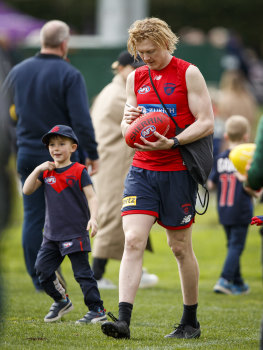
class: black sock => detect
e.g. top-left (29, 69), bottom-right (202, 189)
top-left (119, 302), bottom-right (133, 326)
top-left (92, 258), bottom-right (108, 280)
top-left (180, 303), bottom-right (198, 328)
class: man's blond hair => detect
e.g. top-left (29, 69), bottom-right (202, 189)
top-left (40, 20), bottom-right (69, 48)
top-left (127, 17), bottom-right (179, 57)
top-left (225, 115), bottom-right (250, 141)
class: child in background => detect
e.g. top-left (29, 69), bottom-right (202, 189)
top-left (23, 125), bottom-right (107, 323)
top-left (208, 115), bottom-right (258, 295)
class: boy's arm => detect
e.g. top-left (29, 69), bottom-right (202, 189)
top-left (23, 161), bottom-right (56, 195)
top-left (83, 184), bottom-right (98, 238)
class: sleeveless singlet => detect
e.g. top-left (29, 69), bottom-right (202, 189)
top-left (133, 56), bottom-right (196, 171)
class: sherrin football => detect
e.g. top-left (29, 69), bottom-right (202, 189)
top-left (125, 111), bottom-right (171, 148)
top-left (229, 143), bottom-right (256, 174)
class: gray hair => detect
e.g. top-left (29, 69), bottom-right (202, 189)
top-left (40, 20), bottom-right (69, 48)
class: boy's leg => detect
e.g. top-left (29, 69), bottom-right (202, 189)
top-left (35, 242), bottom-right (73, 322)
top-left (69, 251), bottom-right (107, 324)
top-left (215, 225), bottom-right (249, 295)
top-left (221, 225), bottom-right (248, 283)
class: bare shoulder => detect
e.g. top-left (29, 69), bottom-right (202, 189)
top-left (126, 70), bottom-right (136, 95)
top-left (127, 70), bottom-right (136, 85)
top-left (186, 64), bottom-right (207, 91)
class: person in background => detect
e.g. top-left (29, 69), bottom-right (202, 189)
top-left (217, 69), bottom-right (258, 142)
top-left (91, 50), bottom-right (158, 290)
top-left (23, 125), bottom-right (106, 324)
top-left (243, 115), bottom-right (263, 350)
top-left (208, 115), bottom-right (258, 295)
top-left (101, 17), bottom-right (214, 340)
top-left (2, 20), bottom-right (98, 291)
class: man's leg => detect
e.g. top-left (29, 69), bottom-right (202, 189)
top-left (165, 226), bottom-right (201, 339)
top-left (22, 184), bottom-right (45, 290)
top-left (101, 214), bottom-right (155, 339)
top-left (18, 153), bottom-right (47, 291)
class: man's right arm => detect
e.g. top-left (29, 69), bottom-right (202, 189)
top-left (121, 71), bottom-right (141, 137)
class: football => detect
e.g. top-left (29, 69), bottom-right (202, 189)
top-left (229, 143), bottom-right (256, 174)
top-left (125, 111), bottom-right (171, 148)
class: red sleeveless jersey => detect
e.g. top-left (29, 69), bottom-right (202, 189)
top-left (133, 56), bottom-right (195, 171)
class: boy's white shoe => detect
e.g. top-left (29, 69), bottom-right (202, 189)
top-left (97, 278), bottom-right (117, 290)
top-left (139, 268), bottom-right (159, 289)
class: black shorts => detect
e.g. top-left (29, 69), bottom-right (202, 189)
top-left (42, 234), bottom-right (91, 256)
top-left (121, 166), bottom-right (197, 229)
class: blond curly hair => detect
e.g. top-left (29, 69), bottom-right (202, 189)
top-left (127, 17), bottom-right (179, 57)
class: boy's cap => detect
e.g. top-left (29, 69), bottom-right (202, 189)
top-left (42, 125), bottom-right (79, 146)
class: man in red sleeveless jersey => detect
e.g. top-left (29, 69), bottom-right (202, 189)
top-left (101, 17), bottom-right (214, 340)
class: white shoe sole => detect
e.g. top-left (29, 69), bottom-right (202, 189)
top-left (213, 285), bottom-right (232, 295)
top-left (75, 315), bottom-right (107, 324)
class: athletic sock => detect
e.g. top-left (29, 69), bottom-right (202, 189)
top-left (180, 303), bottom-right (198, 328)
top-left (118, 302), bottom-right (133, 326)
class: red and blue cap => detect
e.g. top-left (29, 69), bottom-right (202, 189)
top-left (42, 125), bottom-right (79, 146)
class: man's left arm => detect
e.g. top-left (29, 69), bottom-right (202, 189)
top-left (176, 65), bottom-right (214, 145)
top-left (134, 65), bottom-right (214, 151)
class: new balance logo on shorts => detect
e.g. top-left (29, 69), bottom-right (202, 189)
top-left (180, 215), bottom-right (192, 224)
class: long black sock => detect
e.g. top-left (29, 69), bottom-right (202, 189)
top-left (92, 258), bottom-right (108, 280)
top-left (119, 302), bottom-right (133, 326)
top-left (180, 303), bottom-right (198, 328)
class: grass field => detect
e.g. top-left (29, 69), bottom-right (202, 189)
top-left (0, 187), bottom-right (263, 349)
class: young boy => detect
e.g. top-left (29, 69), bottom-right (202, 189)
top-left (23, 125), bottom-right (107, 323)
top-left (208, 115), bottom-right (257, 295)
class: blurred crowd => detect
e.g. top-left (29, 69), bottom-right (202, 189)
top-left (178, 25), bottom-right (262, 157)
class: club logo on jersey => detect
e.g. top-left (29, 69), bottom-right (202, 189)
top-left (138, 85), bottom-right (151, 94)
top-left (66, 175), bottom-right (77, 187)
top-left (141, 125), bottom-right (156, 138)
top-left (164, 83), bottom-right (176, 95)
top-left (63, 241), bottom-right (73, 248)
top-left (45, 176), bottom-right (56, 185)
top-left (122, 196), bottom-right (137, 208)
top-left (154, 75), bottom-right (162, 80)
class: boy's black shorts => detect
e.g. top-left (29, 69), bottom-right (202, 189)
top-left (41, 234), bottom-right (91, 256)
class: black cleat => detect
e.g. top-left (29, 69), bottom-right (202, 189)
top-left (101, 312), bottom-right (130, 339)
top-left (165, 322), bottom-right (201, 339)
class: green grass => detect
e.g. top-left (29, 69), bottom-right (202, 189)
top-left (0, 189), bottom-right (263, 349)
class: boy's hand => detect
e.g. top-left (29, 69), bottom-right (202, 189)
top-left (87, 217), bottom-right (98, 237)
top-left (37, 161), bottom-right (56, 172)
top-left (251, 216), bottom-right (263, 226)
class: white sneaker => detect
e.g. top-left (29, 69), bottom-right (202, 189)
top-left (139, 268), bottom-right (159, 289)
top-left (96, 278), bottom-right (117, 290)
